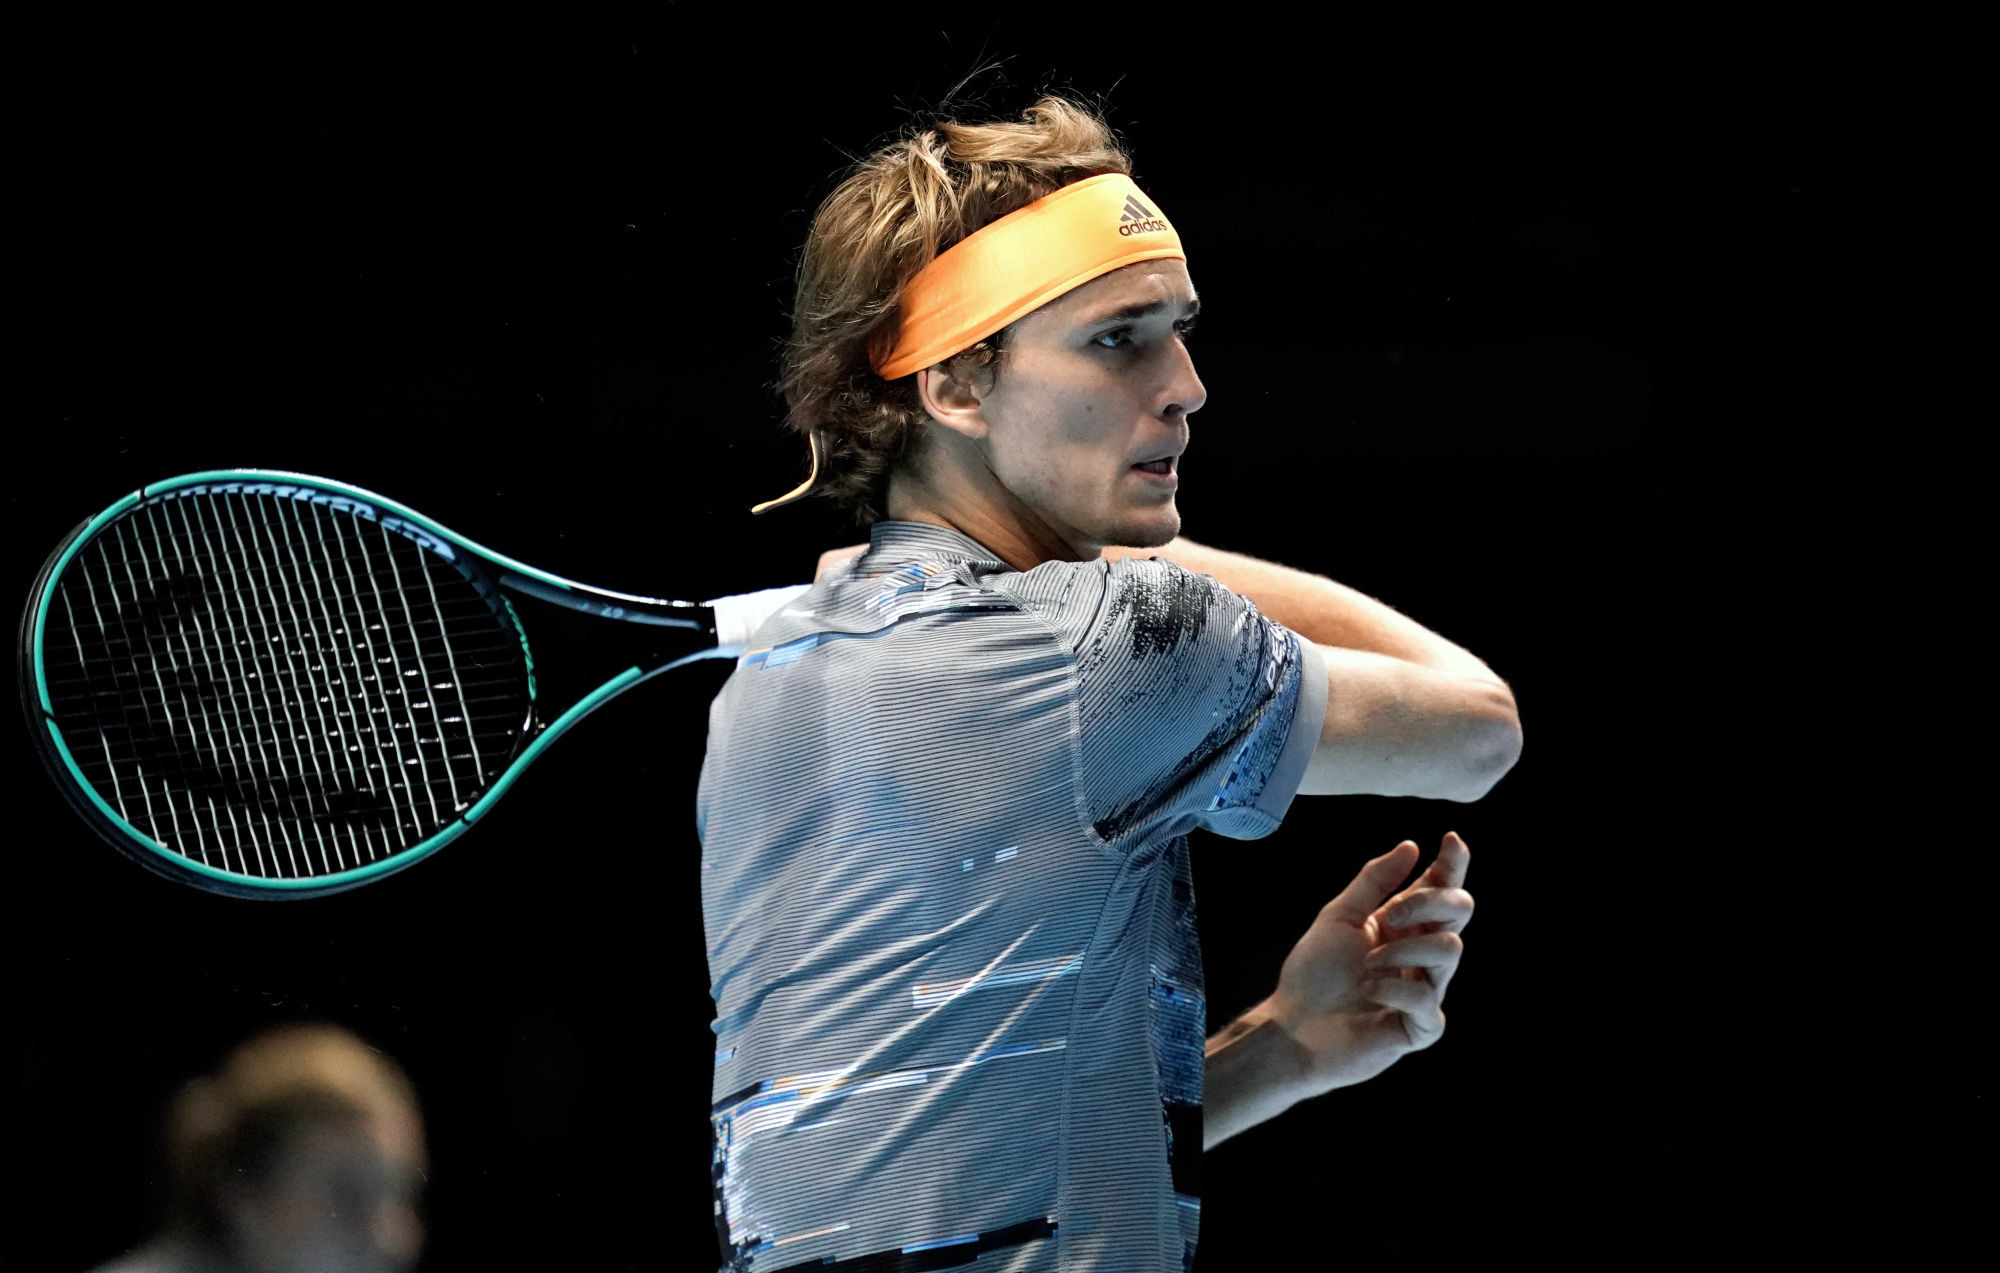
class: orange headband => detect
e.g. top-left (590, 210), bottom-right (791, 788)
top-left (751, 172), bottom-right (1185, 514)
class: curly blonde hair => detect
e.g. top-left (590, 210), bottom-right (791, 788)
top-left (776, 93), bottom-right (1136, 525)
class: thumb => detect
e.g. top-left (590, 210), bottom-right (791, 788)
top-left (1320, 840), bottom-right (1419, 926)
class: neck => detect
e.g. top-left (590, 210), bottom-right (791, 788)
top-left (884, 464), bottom-right (1098, 573)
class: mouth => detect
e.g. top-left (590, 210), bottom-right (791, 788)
top-left (1129, 454), bottom-right (1179, 488)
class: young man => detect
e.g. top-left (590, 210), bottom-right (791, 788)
top-left (697, 95), bottom-right (1522, 1272)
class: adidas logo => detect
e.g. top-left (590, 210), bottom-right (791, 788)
top-left (1117, 193), bottom-right (1169, 238)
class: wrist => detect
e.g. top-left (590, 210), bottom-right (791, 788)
top-left (1242, 996), bottom-right (1313, 1098)
top-left (1203, 999), bottom-right (1311, 1149)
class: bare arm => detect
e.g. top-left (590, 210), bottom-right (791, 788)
top-left (1202, 1002), bottom-right (1306, 1150)
top-left (1104, 538), bottom-right (1523, 801)
top-left (1102, 537), bottom-right (1498, 679)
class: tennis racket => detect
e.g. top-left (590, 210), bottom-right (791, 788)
top-left (19, 469), bottom-right (805, 899)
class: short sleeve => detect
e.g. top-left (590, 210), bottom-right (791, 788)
top-left (1072, 557), bottom-right (1329, 844)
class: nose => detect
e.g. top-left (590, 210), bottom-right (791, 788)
top-left (1166, 339), bottom-right (1207, 420)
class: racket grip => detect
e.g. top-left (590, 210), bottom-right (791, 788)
top-left (705, 583), bottom-right (812, 652)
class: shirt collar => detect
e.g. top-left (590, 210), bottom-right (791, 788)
top-left (860, 520), bottom-right (1013, 574)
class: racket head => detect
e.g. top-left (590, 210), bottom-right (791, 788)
top-left (20, 471), bottom-right (537, 898)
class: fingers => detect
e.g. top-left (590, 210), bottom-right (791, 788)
top-left (1367, 929), bottom-right (1465, 999)
top-left (1363, 833), bottom-right (1470, 1049)
top-left (1362, 973), bottom-right (1438, 1013)
top-left (1379, 831), bottom-right (1473, 933)
top-left (1428, 830), bottom-right (1470, 889)
top-left (1364, 930), bottom-right (1462, 974)
top-left (1319, 840), bottom-right (1420, 927)
top-left (1324, 833), bottom-right (1472, 931)
top-left (1381, 886), bottom-right (1475, 933)
top-left (1364, 976), bottom-right (1447, 1048)
top-left (1378, 840), bottom-right (1420, 873)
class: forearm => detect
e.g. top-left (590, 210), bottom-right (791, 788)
top-left (1105, 538), bottom-right (1504, 686)
top-left (1203, 1000), bottom-right (1307, 1151)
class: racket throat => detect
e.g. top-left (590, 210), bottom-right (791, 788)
top-left (497, 570), bottom-right (716, 635)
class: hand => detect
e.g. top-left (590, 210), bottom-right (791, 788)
top-left (815, 543), bottom-right (868, 581)
top-left (1263, 832), bottom-right (1475, 1095)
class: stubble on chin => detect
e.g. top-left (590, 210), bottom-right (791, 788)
top-left (1103, 507), bottom-right (1180, 553)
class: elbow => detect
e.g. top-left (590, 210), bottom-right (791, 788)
top-left (1447, 699), bottom-right (1524, 804)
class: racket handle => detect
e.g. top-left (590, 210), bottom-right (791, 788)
top-left (705, 583), bottom-right (811, 652)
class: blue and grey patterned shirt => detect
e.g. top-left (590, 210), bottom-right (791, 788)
top-left (698, 522), bottom-right (1329, 1272)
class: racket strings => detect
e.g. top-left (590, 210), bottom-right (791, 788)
top-left (42, 491), bottom-right (531, 879)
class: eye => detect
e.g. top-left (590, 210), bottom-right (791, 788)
top-left (1093, 319), bottom-right (1199, 351)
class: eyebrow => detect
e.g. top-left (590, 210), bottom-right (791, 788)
top-left (1077, 297), bottom-right (1202, 327)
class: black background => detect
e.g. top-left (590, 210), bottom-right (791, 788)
top-left (7, 13), bottom-right (1974, 1270)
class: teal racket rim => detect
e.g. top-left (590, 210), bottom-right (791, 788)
top-left (23, 470), bottom-right (543, 899)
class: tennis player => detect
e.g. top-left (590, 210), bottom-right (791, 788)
top-left (698, 94), bottom-right (1523, 1272)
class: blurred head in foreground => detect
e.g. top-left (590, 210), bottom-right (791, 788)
top-left (102, 1022), bottom-right (427, 1273)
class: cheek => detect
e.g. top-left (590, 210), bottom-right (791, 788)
top-left (986, 369), bottom-right (1132, 501)
top-left (1007, 425), bottom-right (1118, 506)
top-left (1044, 389), bottom-right (1126, 464)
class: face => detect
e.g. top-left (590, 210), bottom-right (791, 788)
top-left (228, 1117), bottom-right (426, 1273)
top-left (914, 258), bottom-right (1205, 561)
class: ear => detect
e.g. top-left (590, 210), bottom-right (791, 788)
top-left (915, 360), bottom-right (991, 443)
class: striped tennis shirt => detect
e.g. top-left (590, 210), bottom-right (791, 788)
top-left (698, 521), bottom-right (1329, 1272)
